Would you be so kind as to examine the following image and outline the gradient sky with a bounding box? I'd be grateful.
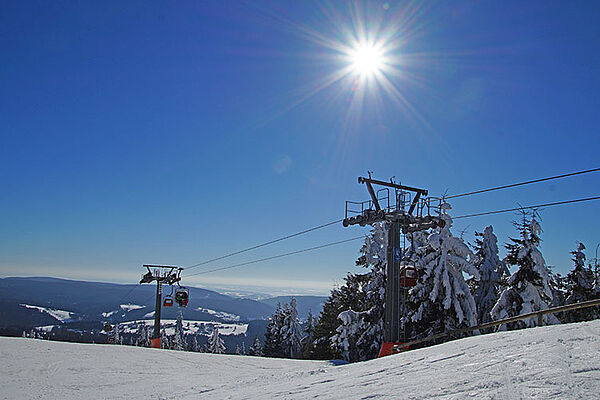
[2,1,600,296]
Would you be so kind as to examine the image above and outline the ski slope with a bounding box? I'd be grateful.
[1,320,599,399]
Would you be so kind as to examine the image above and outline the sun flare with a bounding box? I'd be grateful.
[350,44,384,75]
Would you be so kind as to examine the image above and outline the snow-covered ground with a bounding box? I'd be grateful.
[120,303,145,311]
[101,304,146,318]
[19,304,75,322]
[2,320,599,399]
[197,307,241,322]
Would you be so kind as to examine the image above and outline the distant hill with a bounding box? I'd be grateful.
[0,277,274,328]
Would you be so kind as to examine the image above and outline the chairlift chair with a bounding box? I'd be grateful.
[399,266,418,288]
[175,287,189,307]
[163,296,174,307]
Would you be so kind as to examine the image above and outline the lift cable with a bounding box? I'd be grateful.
[186,195,600,277]
[453,195,600,220]
[185,235,365,278]
[183,218,343,272]
[180,167,598,276]
[115,283,141,306]
[446,167,600,200]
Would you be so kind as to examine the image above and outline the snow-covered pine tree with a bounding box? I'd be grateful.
[549,270,568,310]
[471,226,508,325]
[248,336,263,356]
[331,309,362,362]
[491,212,559,330]
[113,323,121,345]
[160,328,170,349]
[263,303,285,358]
[404,203,480,340]
[329,222,388,362]
[309,272,369,360]
[563,243,599,322]
[173,310,186,351]
[192,335,202,352]
[281,298,304,358]
[134,322,145,346]
[144,324,152,347]
[351,221,387,360]
[207,326,226,354]
[301,310,316,357]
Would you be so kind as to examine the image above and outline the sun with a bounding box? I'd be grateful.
[349,43,384,75]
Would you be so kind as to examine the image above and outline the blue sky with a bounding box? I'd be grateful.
[1,1,599,295]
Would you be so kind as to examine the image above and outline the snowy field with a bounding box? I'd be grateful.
[1,320,599,400]
[19,304,75,322]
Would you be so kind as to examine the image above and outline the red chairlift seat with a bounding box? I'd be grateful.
[163,296,174,307]
[175,288,189,307]
[399,266,418,288]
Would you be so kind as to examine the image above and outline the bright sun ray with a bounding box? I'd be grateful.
[244,1,441,141]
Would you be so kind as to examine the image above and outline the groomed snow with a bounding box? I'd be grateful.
[1,320,599,399]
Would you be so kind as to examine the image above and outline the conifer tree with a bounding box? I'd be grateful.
[160,328,170,349]
[330,222,387,362]
[404,204,480,340]
[135,322,148,347]
[301,310,316,356]
[248,336,263,356]
[548,270,568,309]
[144,324,152,347]
[113,323,121,345]
[471,226,508,325]
[207,326,226,354]
[192,335,202,352]
[281,298,304,358]
[304,290,345,360]
[173,310,186,351]
[563,243,599,322]
[263,303,285,358]
[491,212,559,329]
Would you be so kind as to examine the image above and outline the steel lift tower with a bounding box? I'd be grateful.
[343,174,445,356]
[139,265,181,349]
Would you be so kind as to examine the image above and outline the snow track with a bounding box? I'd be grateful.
[1,320,599,399]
